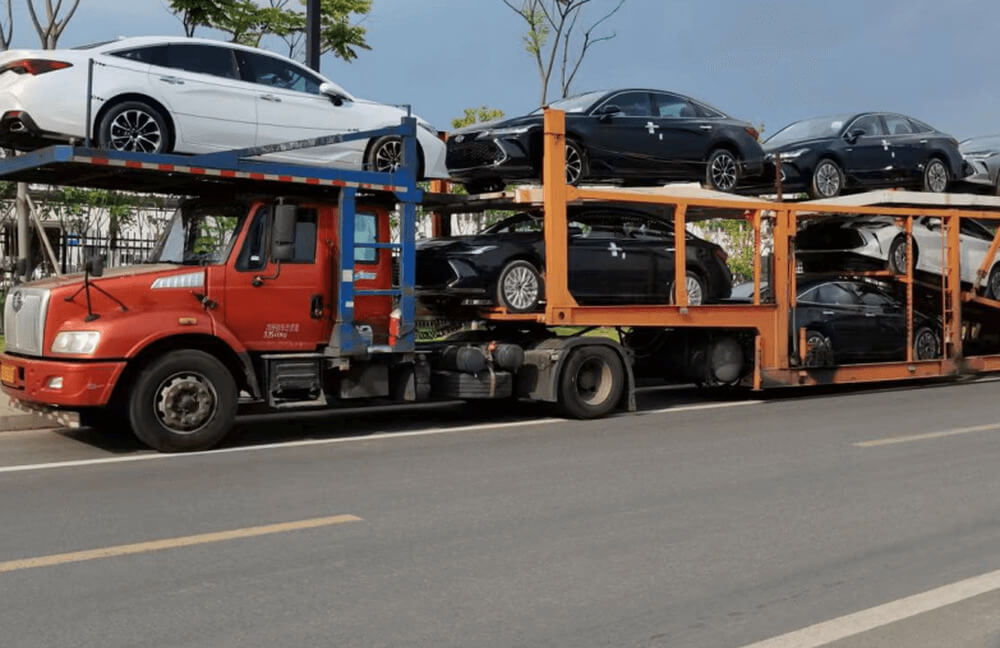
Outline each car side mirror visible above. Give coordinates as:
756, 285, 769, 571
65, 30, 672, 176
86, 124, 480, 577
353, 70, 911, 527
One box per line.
271, 204, 298, 263
319, 82, 348, 106
596, 104, 623, 120
845, 129, 865, 144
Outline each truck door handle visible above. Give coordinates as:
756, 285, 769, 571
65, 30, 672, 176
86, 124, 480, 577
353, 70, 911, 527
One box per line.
159, 76, 184, 85
261, 94, 282, 103
310, 294, 324, 319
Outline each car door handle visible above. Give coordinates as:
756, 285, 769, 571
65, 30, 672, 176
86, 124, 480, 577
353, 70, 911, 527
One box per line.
260, 94, 282, 103
865, 312, 877, 317
822, 310, 835, 316
699, 125, 713, 130
159, 76, 184, 85
920, 139, 928, 144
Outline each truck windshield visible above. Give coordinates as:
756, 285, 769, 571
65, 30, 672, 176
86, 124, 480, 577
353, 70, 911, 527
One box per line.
147, 204, 246, 265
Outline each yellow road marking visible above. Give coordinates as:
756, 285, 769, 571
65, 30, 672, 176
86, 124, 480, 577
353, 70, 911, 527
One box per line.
855, 422, 1000, 447
0, 514, 361, 574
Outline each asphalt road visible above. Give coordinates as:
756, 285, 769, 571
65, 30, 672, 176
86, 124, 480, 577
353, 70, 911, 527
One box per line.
3, 379, 1000, 647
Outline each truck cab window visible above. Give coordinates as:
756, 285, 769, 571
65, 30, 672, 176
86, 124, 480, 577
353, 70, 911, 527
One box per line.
148, 203, 245, 265
237, 208, 269, 271
355, 212, 378, 263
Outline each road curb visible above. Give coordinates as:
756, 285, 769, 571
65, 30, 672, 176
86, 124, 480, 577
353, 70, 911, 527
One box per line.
0, 413, 61, 432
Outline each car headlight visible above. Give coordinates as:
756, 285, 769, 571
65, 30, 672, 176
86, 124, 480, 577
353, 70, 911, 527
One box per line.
51, 331, 100, 355
776, 148, 810, 161
465, 245, 498, 255
480, 125, 533, 139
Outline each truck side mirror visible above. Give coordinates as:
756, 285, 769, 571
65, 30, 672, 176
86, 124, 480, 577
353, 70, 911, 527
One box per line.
271, 205, 298, 263
85, 255, 105, 278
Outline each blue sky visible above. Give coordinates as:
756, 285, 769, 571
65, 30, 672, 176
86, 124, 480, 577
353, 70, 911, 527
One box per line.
12, 0, 1000, 139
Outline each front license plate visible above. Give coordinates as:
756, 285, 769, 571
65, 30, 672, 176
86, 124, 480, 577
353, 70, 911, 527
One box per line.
1, 364, 16, 385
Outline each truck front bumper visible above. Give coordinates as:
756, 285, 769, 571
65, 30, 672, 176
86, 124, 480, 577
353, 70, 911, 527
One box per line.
0, 353, 126, 408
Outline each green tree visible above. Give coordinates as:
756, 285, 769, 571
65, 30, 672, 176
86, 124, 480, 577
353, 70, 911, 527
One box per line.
168, 0, 237, 38
451, 106, 505, 130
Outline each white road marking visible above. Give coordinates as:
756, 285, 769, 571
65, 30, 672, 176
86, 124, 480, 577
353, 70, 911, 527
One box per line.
855, 422, 1000, 447
739, 568, 1000, 648
0, 400, 763, 475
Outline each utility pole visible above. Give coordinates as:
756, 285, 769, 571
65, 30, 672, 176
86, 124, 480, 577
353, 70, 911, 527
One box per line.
15, 181, 29, 281
306, 0, 321, 72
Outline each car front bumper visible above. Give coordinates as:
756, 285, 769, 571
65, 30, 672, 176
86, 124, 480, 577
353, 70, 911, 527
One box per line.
446, 134, 536, 182
0, 353, 125, 408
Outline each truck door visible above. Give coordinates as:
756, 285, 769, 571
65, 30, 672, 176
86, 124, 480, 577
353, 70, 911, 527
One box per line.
348, 207, 393, 344
222, 204, 331, 350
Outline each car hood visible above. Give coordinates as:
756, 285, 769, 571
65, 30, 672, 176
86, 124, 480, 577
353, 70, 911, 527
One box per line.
451, 115, 542, 137
417, 236, 511, 252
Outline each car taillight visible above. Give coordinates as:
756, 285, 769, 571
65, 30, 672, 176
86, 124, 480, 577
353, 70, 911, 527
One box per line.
745, 126, 759, 141
715, 247, 729, 263
0, 59, 73, 75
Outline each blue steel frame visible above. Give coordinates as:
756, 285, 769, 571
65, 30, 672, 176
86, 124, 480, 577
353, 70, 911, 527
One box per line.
0, 118, 423, 357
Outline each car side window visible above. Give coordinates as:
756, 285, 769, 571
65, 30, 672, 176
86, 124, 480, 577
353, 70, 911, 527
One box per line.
908, 118, 933, 133
849, 115, 885, 138
884, 115, 914, 136
237, 50, 323, 95
857, 288, 892, 308
799, 287, 819, 303
604, 92, 653, 117
355, 212, 378, 264
110, 45, 168, 66
816, 283, 860, 306
960, 219, 993, 241
654, 93, 699, 119
167, 44, 239, 79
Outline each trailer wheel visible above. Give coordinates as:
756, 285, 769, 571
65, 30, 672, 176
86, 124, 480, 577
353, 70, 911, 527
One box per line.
128, 350, 237, 452
558, 346, 624, 419
497, 260, 543, 313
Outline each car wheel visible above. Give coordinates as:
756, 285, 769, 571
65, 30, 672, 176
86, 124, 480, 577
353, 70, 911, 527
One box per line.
565, 138, 587, 185
669, 271, 707, 305
923, 158, 949, 193
496, 260, 543, 313
888, 235, 918, 275
803, 330, 833, 367
913, 326, 939, 360
558, 345, 625, 419
464, 179, 506, 194
128, 350, 237, 452
987, 263, 1000, 300
367, 136, 407, 173
810, 159, 844, 199
98, 100, 170, 154
705, 148, 740, 192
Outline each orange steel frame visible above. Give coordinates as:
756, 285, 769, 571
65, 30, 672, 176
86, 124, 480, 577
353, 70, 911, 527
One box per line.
453, 109, 1000, 388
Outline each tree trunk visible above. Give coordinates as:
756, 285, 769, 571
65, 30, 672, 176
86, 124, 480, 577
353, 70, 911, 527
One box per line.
16, 182, 30, 280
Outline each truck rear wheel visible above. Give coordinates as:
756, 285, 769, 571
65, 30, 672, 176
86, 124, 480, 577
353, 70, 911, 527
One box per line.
128, 350, 237, 452
558, 346, 624, 419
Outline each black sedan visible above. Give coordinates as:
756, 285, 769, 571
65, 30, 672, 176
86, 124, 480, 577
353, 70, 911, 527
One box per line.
416, 207, 733, 313
763, 112, 968, 199
446, 89, 767, 194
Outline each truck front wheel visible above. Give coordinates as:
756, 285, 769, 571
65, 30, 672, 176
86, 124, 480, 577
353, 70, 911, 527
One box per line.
558, 346, 625, 419
128, 350, 237, 452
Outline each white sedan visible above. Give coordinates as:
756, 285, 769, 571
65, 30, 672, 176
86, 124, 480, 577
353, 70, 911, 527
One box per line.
0, 36, 447, 178
797, 214, 1000, 298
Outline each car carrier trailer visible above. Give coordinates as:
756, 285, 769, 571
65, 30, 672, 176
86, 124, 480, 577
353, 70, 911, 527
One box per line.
4, 108, 1000, 452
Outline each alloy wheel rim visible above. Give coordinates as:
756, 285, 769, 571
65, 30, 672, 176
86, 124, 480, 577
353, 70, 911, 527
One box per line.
575, 357, 613, 405
926, 161, 948, 192
672, 275, 704, 305
374, 139, 403, 172
816, 162, 841, 197
915, 330, 937, 359
893, 243, 908, 272
806, 334, 830, 366
154, 371, 217, 435
991, 270, 1000, 298
109, 109, 162, 153
710, 152, 737, 190
565, 144, 583, 184
502, 266, 539, 310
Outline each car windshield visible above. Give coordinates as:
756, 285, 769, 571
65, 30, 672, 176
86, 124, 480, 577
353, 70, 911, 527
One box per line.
765, 115, 851, 147
961, 135, 1000, 155
73, 40, 118, 49
148, 203, 246, 265
531, 91, 607, 115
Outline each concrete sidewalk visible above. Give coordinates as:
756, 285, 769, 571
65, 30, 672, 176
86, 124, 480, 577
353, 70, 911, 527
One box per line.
0, 392, 74, 431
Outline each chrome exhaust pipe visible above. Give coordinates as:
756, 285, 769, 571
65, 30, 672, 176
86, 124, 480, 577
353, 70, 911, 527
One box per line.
8, 120, 26, 133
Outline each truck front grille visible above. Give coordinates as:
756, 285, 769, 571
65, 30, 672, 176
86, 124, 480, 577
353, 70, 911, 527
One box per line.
4, 287, 50, 356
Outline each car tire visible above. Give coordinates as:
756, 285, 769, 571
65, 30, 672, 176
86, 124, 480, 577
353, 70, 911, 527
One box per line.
809, 159, 844, 199
464, 179, 506, 194
496, 260, 543, 313
565, 138, 587, 185
128, 350, 237, 453
558, 346, 625, 419
367, 136, 408, 174
705, 148, 740, 192
669, 271, 707, 305
923, 158, 949, 193
888, 235, 918, 275
987, 263, 1000, 300
803, 330, 833, 367
913, 326, 939, 360
98, 100, 171, 154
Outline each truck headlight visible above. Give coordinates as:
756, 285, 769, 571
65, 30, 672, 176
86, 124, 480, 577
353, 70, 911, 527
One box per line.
51, 331, 100, 355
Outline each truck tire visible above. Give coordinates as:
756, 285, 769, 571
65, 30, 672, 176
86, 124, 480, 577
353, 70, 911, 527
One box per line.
558, 346, 624, 419
128, 350, 237, 452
